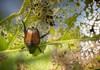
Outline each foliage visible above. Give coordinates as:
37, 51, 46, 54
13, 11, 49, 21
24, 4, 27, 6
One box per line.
0, 0, 100, 70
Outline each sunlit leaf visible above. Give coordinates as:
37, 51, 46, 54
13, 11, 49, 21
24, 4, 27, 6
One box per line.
0, 35, 8, 51
64, 14, 77, 29
50, 27, 55, 35
62, 14, 78, 40
0, 0, 99, 70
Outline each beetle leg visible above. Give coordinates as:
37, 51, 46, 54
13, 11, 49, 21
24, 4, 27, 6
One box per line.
22, 21, 27, 36
40, 32, 49, 39
38, 47, 44, 53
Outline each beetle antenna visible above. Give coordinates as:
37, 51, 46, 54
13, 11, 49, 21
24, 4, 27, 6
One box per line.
40, 32, 50, 39
22, 21, 27, 36
38, 47, 44, 53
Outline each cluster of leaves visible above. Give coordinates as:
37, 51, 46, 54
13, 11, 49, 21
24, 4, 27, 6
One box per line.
0, 0, 100, 70
0, 0, 81, 51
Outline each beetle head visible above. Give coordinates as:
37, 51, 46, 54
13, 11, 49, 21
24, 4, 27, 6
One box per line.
27, 44, 38, 54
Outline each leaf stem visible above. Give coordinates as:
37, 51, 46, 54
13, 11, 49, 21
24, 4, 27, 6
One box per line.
0, 37, 99, 53
0, 49, 27, 53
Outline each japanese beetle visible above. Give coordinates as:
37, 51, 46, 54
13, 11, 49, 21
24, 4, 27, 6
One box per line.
22, 21, 49, 54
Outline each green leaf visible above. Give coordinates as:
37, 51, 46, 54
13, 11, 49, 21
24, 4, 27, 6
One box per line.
64, 14, 77, 28
62, 29, 80, 40
0, 45, 55, 70
50, 27, 55, 35
61, 14, 78, 40
0, 0, 99, 70
7, 30, 20, 49
0, 35, 8, 51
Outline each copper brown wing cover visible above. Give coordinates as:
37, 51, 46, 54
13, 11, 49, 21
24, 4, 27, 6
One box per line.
32, 29, 40, 45
25, 29, 33, 44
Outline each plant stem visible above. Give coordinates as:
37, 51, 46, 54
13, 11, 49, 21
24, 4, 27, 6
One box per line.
0, 37, 99, 53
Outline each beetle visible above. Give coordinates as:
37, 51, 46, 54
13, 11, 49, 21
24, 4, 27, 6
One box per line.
22, 21, 49, 54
